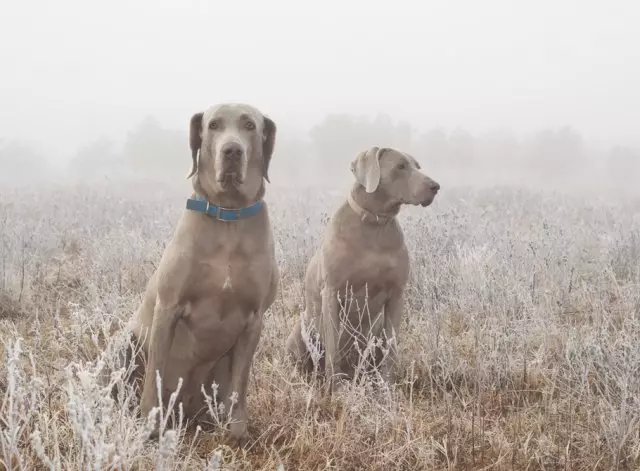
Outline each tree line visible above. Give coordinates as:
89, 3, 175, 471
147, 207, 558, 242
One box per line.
1, 113, 638, 190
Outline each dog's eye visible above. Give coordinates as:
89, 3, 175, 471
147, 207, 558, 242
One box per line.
245, 121, 256, 131
397, 163, 407, 170
208, 121, 219, 130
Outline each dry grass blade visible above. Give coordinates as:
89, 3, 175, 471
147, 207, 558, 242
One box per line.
0, 178, 639, 470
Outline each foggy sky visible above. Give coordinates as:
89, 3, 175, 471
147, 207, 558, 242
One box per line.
1, 0, 639, 161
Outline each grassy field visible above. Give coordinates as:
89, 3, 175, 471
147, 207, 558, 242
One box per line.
0, 178, 639, 470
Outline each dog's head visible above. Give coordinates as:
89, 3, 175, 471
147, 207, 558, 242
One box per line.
188, 103, 276, 199
350, 146, 440, 207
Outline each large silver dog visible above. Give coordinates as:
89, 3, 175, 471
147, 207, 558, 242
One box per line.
126, 103, 278, 444
286, 146, 440, 390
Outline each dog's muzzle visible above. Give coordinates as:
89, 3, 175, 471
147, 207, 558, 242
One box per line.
217, 141, 247, 184
221, 142, 244, 163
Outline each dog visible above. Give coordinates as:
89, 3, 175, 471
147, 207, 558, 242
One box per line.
286, 146, 440, 391
125, 103, 278, 445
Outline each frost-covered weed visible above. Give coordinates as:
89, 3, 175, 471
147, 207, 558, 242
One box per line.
0, 178, 638, 470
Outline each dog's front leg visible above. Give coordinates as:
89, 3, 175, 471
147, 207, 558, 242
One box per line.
379, 291, 404, 385
226, 311, 263, 446
140, 303, 183, 437
320, 286, 342, 394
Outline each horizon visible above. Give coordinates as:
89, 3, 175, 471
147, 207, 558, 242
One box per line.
1, 0, 639, 163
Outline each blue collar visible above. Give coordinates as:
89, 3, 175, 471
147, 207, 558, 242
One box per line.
186, 194, 264, 221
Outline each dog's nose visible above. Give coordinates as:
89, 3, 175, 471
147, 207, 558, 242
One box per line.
431, 181, 441, 192
222, 142, 244, 160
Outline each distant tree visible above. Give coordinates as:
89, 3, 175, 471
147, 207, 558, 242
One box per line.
448, 127, 476, 174
309, 114, 372, 186
370, 113, 395, 145
607, 145, 640, 188
477, 129, 520, 160
419, 128, 449, 171
309, 113, 414, 186
420, 128, 448, 154
525, 126, 586, 183
68, 137, 121, 178
122, 116, 188, 179
269, 136, 312, 184
475, 129, 521, 180
0, 139, 49, 181
394, 120, 413, 151
309, 114, 363, 161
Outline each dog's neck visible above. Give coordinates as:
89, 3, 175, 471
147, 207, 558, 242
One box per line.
193, 176, 265, 209
348, 184, 400, 225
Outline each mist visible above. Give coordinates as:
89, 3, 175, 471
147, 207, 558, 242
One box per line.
4, 2, 640, 468
1, 0, 639, 192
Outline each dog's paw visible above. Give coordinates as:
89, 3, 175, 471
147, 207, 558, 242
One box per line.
227, 421, 252, 448
142, 407, 161, 442
323, 376, 349, 398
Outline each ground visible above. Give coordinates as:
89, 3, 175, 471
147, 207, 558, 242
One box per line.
0, 178, 639, 470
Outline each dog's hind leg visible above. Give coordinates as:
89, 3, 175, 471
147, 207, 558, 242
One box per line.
140, 303, 185, 437
286, 317, 321, 378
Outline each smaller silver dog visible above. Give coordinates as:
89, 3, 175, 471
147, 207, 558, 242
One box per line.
286, 146, 440, 390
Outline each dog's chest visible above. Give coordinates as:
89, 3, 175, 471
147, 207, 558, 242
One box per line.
339, 244, 408, 289
178, 251, 271, 359
190, 238, 272, 303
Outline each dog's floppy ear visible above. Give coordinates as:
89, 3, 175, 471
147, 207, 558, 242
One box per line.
350, 146, 385, 193
262, 116, 277, 183
187, 112, 204, 179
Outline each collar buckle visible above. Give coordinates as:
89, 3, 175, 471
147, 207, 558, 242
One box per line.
215, 206, 242, 221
